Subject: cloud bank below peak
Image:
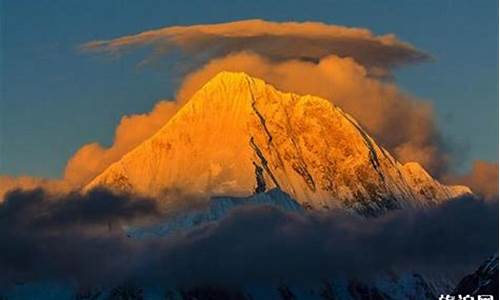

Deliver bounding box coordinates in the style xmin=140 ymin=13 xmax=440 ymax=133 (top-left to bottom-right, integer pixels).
xmin=0 ymin=187 xmax=497 ymax=289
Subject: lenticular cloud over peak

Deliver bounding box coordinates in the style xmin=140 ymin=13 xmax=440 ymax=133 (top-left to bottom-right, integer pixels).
xmin=82 ymin=19 xmax=430 ymax=71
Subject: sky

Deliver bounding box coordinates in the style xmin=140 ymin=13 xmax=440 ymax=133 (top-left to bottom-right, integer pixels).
xmin=1 ymin=0 xmax=498 ymax=179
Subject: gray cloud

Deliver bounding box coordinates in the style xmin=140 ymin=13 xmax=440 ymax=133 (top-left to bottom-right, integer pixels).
xmin=0 ymin=188 xmax=496 ymax=291
xmin=154 ymin=196 xmax=497 ymax=287
xmin=0 ymin=188 xmax=161 ymax=287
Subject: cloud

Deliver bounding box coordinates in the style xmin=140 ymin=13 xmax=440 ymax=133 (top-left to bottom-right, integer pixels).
xmin=63 ymin=100 xmax=179 ymax=187
xmin=177 ymin=52 xmax=447 ymax=174
xmin=0 ymin=188 xmax=160 ymax=286
xmin=157 ymin=196 xmax=497 ymax=286
xmin=82 ymin=19 xmax=430 ymax=73
xmin=0 ymin=101 xmax=179 ymax=199
xmin=445 ymin=160 xmax=499 ymax=201
xmin=0 ymin=175 xmax=69 ymax=201
xmin=1 ymin=188 xmax=159 ymax=231
xmin=0 ymin=188 xmax=496 ymax=290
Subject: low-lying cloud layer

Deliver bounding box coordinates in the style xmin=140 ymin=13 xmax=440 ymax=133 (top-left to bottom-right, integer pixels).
xmin=0 ymin=176 xmax=69 ymax=201
xmin=0 ymin=188 xmax=497 ymax=291
xmin=0 ymin=188 xmax=160 ymax=287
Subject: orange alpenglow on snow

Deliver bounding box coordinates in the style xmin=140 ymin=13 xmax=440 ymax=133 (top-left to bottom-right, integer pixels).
xmin=85 ymin=72 xmax=471 ymax=215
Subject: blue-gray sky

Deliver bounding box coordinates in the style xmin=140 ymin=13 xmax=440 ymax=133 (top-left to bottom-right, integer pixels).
xmin=1 ymin=0 xmax=498 ymax=178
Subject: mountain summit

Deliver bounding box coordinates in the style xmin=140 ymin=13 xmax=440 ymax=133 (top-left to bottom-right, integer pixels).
xmin=85 ymin=72 xmax=470 ymax=214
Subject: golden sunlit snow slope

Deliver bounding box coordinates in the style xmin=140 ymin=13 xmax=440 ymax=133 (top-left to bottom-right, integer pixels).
xmin=85 ymin=72 xmax=471 ymax=214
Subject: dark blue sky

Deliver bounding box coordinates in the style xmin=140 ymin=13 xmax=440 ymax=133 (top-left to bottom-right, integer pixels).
xmin=1 ymin=0 xmax=498 ymax=178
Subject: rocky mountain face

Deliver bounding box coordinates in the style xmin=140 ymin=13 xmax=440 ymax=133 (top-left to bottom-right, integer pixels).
xmin=7 ymin=257 xmax=495 ymax=300
xmin=453 ymin=254 xmax=498 ymax=297
xmin=85 ymin=72 xmax=470 ymax=215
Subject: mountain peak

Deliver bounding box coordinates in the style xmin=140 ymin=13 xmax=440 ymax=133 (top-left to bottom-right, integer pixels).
xmin=197 ymin=71 xmax=261 ymax=95
xmin=85 ymin=72 xmax=472 ymax=214
xmin=207 ymin=71 xmax=253 ymax=82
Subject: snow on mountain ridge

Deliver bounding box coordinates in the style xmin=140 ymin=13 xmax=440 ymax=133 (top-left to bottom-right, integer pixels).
xmin=85 ymin=71 xmax=471 ymax=215
xmin=125 ymin=188 xmax=302 ymax=238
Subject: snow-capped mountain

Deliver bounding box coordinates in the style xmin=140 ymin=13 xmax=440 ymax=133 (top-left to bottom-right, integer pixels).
xmin=453 ymin=254 xmax=498 ymax=297
xmin=125 ymin=188 xmax=302 ymax=238
xmin=85 ymin=72 xmax=471 ymax=215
